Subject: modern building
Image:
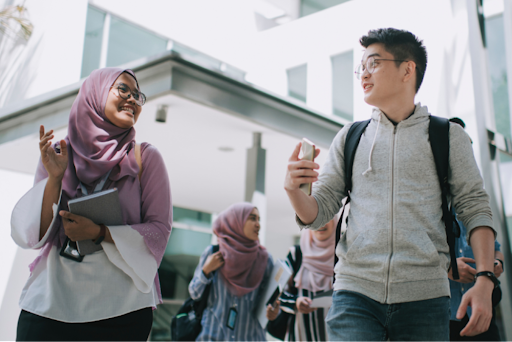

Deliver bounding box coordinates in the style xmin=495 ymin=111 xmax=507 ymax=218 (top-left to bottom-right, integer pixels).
xmin=0 ymin=0 xmax=511 ymax=340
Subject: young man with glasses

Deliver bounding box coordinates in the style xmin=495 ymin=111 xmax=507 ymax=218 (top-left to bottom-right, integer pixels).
xmin=284 ymin=28 xmax=497 ymax=340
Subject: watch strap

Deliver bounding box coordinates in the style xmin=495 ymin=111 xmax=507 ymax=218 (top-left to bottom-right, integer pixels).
xmin=475 ymin=271 xmax=500 ymax=288
xmin=93 ymin=224 xmax=106 ymax=245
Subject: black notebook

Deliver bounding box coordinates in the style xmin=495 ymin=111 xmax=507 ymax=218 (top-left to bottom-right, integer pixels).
xmin=68 ymin=188 xmax=123 ymax=255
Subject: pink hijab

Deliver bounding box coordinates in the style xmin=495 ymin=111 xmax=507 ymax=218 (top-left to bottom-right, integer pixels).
xmin=213 ymin=202 xmax=269 ymax=297
xmin=31 ymin=68 xmax=170 ymax=276
xmin=67 ymin=67 xmax=139 ymax=187
xmin=294 ymin=221 xmax=336 ymax=293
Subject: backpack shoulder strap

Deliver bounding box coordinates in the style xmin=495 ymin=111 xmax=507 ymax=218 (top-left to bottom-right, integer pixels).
xmin=429 ymin=116 xmax=459 ymax=280
xmin=344 ymin=120 xmax=372 ymax=194
xmin=334 ymin=120 xmax=371 ymax=280
xmin=195 ymin=245 xmax=220 ymax=312
xmin=428 ymin=116 xmax=449 ymax=190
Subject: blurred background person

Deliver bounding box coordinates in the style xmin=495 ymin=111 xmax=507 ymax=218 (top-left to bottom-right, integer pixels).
xmin=268 ymin=216 xmax=337 ymax=341
xmin=11 ymin=68 xmax=172 ymax=341
xmin=188 ymin=202 xmax=278 ymax=341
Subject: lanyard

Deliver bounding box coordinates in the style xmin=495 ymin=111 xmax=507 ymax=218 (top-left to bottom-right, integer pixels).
xmin=80 ymin=169 xmax=113 ymax=196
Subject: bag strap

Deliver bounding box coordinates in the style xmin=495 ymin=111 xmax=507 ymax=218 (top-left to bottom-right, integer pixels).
xmin=135 ymin=144 xmax=143 ymax=181
xmin=195 ymin=245 xmax=220 ymax=314
xmin=344 ymin=120 xmax=372 ymax=195
xmin=292 ymin=245 xmax=302 ymax=275
xmin=334 ymin=120 xmax=371 ymax=278
xmin=429 ymin=116 xmax=459 ymax=280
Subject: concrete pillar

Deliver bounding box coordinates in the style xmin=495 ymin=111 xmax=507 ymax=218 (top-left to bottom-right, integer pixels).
xmin=245 ymin=132 xmax=267 ymax=245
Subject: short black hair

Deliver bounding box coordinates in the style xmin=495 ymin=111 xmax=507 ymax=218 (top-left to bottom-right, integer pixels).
xmin=449 ymin=117 xmax=466 ymax=128
xmin=360 ymin=28 xmax=427 ymax=93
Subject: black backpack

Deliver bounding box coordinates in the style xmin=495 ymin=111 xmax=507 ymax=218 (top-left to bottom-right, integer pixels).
xmin=334 ymin=116 xmax=460 ymax=280
xmin=171 ymin=245 xmax=219 ymax=341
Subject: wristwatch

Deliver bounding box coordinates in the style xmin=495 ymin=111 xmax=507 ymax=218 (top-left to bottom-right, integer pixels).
xmin=475 ymin=271 xmax=500 ymax=288
xmin=496 ymin=258 xmax=504 ymax=270
xmin=93 ymin=224 xmax=106 ymax=245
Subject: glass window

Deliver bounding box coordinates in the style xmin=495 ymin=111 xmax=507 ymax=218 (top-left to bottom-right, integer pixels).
xmin=173 ymin=206 xmax=212 ymax=228
xmin=150 ymin=207 xmax=213 ymax=341
xmin=300 ymin=0 xmax=350 ymax=17
xmin=331 ymin=50 xmax=353 ymax=120
xmin=80 ymin=6 xmax=105 ymax=78
xmin=106 ymin=16 xmax=168 ymax=67
xmin=287 ymin=64 xmax=307 ymax=102
xmin=485 ymin=14 xmax=511 ymax=142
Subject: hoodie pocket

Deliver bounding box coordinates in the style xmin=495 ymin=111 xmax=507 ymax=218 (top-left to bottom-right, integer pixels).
xmin=336 ymin=229 xmax=389 ymax=283
xmin=391 ymin=229 xmax=443 ymax=282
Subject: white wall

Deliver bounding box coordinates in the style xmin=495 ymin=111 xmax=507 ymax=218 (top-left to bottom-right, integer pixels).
xmin=0 ymin=169 xmax=37 ymax=341
xmin=0 ymin=0 xmax=88 ymax=108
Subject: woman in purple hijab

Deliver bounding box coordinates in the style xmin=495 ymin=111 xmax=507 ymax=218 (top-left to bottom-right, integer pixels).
xmin=11 ymin=68 xmax=172 ymax=341
xmin=188 ymin=202 xmax=280 ymax=341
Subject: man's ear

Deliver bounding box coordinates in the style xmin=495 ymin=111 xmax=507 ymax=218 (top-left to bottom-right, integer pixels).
xmin=403 ymin=60 xmax=416 ymax=83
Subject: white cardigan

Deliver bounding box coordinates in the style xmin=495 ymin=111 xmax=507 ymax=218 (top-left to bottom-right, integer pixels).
xmin=11 ymin=178 xmax=159 ymax=323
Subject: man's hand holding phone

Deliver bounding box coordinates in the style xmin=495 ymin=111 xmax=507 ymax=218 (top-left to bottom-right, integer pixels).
xmin=284 ymin=139 xmax=321 ymax=225
xmin=285 ymin=139 xmax=320 ymax=192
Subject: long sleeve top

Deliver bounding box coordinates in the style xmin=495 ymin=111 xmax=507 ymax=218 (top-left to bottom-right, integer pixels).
xmin=297 ymin=104 xmax=494 ymax=304
xmin=188 ymin=245 xmax=273 ymax=341
xmin=11 ymin=143 xmax=172 ymax=323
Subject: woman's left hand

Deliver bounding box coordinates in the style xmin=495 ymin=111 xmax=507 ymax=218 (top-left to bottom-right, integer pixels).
xmin=266 ymin=300 xmax=280 ymax=321
xmin=60 ymin=211 xmax=100 ymax=242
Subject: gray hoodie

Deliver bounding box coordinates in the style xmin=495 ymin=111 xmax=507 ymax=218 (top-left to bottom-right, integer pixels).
xmin=298 ymin=104 xmax=494 ymax=304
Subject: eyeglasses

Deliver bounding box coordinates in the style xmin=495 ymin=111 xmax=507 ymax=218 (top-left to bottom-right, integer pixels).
xmin=111 ymin=83 xmax=146 ymax=106
xmin=354 ymin=56 xmax=408 ymax=79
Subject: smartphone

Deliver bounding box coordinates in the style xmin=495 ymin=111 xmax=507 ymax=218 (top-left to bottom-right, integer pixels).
xmin=299 ymin=138 xmax=316 ymax=196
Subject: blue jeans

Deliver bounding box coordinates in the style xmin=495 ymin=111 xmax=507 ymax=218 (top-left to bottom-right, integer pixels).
xmin=326 ymin=290 xmax=450 ymax=341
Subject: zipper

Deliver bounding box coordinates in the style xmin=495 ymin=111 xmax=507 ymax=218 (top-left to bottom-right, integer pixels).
xmin=384 ymin=124 xmax=398 ymax=302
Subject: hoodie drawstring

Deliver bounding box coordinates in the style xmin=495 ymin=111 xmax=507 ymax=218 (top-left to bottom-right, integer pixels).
xmin=362 ymin=112 xmax=381 ymax=176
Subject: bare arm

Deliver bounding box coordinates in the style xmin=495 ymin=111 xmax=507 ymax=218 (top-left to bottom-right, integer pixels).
xmin=284 ymin=143 xmax=321 ymax=224
xmin=457 ymin=226 xmax=495 ymax=336
xmin=470 ymin=226 xmax=496 ymax=277
xmin=38 ymin=126 xmax=67 ymax=240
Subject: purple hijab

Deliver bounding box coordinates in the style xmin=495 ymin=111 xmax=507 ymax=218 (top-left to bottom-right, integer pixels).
xmin=31 ymin=69 xmax=171 ymax=291
xmin=213 ymin=203 xmax=269 ymax=297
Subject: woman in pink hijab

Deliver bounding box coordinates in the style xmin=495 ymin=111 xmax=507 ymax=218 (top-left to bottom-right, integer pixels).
xmin=11 ymin=68 xmax=172 ymax=341
xmin=188 ymin=202 xmax=279 ymax=341
xmin=268 ymin=216 xmax=337 ymax=341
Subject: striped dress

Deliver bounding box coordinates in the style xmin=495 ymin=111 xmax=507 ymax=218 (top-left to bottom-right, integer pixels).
xmin=268 ymin=246 xmax=330 ymax=341
xmin=189 ymin=245 xmax=273 ymax=341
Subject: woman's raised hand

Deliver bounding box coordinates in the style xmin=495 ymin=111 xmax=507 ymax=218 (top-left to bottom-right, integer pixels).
xmin=39 ymin=125 xmax=68 ymax=181
xmin=202 ymin=251 xmax=225 ymax=278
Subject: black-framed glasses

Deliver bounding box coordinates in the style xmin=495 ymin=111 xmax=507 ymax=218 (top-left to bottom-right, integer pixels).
xmin=111 ymin=83 xmax=146 ymax=106
xmin=354 ymin=56 xmax=408 ymax=79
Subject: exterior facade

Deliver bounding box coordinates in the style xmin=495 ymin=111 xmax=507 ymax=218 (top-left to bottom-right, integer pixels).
xmin=0 ymin=0 xmax=511 ymax=340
